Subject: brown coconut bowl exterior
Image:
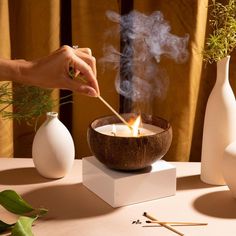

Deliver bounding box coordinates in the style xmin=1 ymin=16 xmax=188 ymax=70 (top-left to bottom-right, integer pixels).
xmin=87 ymin=113 xmax=172 ymax=171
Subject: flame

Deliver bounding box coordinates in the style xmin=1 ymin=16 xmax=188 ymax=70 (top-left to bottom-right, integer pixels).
xmin=129 ymin=115 xmax=141 ymax=137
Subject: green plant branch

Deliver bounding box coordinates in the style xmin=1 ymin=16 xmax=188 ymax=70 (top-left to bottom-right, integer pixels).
xmin=0 ymin=82 xmax=73 ymax=126
xmin=0 ymin=103 xmax=12 ymax=113
xmin=59 ymin=101 xmax=74 ymax=107
xmin=203 ymin=0 xmax=236 ymax=63
xmin=0 ymin=67 xmax=87 ymax=126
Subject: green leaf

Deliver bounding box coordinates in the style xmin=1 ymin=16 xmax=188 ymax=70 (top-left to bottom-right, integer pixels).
xmin=0 ymin=190 xmax=34 ymax=215
xmin=0 ymin=190 xmax=48 ymax=235
xmin=0 ymin=219 xmax=14 ymax=233
xmin=11 ymin=216 xmax=37 ymax=236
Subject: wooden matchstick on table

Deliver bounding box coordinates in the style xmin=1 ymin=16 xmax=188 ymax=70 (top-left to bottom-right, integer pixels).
xmin=143 ymin=212 xmax=184 ymax=236
xmin=146 ymin=220 xmax=208 ymax=226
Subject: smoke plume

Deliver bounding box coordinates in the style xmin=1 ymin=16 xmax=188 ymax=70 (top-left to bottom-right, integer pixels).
xmin=100 ymin=10 xmax=189 ymax=103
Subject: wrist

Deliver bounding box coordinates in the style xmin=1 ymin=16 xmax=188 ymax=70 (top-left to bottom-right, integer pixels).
xmin=0 ymin=58 xmax=33 ymax=84
xmin=17 ymin=60 xmax=34 ymax=85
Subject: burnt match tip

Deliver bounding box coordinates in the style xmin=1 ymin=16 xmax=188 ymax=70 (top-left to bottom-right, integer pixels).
xmin=143 ymin=212 xmax=147 ymax=216
xmin=146 ymin=221 xmax=151 ymax=223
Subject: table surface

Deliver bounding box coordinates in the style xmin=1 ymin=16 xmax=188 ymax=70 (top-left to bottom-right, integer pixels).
xmin=0 ymin=158 xmax=236 ymax=236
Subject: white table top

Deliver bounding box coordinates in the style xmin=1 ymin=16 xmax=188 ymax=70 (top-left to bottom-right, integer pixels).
xmin=0 ymin=158 xmax=236 ymax=236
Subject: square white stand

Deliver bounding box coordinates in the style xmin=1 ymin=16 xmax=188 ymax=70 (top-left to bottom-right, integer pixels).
xmin=82 ymin=156 xmax=176 ymax=208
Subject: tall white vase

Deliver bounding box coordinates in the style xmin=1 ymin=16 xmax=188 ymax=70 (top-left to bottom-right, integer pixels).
xmin=222 ymin=141 xmax=236 ymax=197
xmin=201 ymin=56 xmax=236 ymax=185
xmin=32 ymin=112 xmax=75 ymax=179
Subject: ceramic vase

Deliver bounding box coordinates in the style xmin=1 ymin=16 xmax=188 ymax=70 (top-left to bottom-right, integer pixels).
xmin=32 ymin=112 xmax=75 ymax=179
xmin=201 ymin=56 xmax=236 ymax=185
xmin=222 ymin=142 xmax=236 ymax=197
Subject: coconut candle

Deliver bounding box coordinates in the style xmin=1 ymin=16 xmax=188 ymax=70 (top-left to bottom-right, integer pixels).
xmin=87 ymin=113 xmax=172 ymax=170
xmin=94 ymin=116 xmax=164 ymax=137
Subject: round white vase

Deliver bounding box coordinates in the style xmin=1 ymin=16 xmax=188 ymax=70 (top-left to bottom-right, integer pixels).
xmin=201 ymin=56 xmax=236 ymax=185
xmin=223 ymin=142 xmax=236 ymax=197
xmin=32 ymin=112 xmax=75 ymax=179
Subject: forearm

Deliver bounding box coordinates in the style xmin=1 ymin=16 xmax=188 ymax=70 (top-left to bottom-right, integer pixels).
xmin=0 ymin=46 xmax=99 ymax=96
xmin=0 ymin=58 xmax=32 ymax=84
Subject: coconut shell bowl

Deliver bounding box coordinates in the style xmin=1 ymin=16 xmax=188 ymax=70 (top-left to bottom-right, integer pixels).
xmin=87 ymin=113 xmax=172 ymax=171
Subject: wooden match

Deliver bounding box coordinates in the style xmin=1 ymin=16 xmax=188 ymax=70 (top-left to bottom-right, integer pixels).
xmin=69 ymin=67 xmax=133 ymax=130
xmin=143 ymin=212 xmax=184 ymax=236
xmin=146 ymin=220 xmax=208 ymax=226
xmin=97 ymin=95 xmax=133 ymax=130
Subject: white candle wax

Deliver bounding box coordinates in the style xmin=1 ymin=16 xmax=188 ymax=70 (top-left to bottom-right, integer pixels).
xmin=95 ymin=123 xmax=164 ymax=137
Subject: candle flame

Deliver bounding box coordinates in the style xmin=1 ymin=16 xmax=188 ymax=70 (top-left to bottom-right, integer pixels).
xmin=129 ymin=115 xmax=141 ymax=137
xmin=110 ymin=116 xmax=141 ymax=137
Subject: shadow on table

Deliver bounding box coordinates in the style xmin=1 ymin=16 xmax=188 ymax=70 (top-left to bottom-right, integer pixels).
xmin=193 ymin=190 xmax=236 ymax=218
xmin=177 ymin=174 xmax=213 ymax=190
xmin=0 ymin=168 xmax=51 ymax=185
xmin=22 ymin=183 xmax=115 ymax=220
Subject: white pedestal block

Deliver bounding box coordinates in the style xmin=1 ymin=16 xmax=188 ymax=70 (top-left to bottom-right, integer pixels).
xmin=82 ymin=156 xmax=176 ymax=208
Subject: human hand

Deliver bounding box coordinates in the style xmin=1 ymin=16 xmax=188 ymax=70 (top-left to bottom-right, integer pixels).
xmin=21 ymin=45 xmax=99 ymax=97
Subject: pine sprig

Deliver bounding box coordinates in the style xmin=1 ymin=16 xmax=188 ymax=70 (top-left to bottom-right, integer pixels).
xmin=203 ymin=0 xmax=236 ymax=63
xmin=0 ymin=67 xmax=78 ymax=125
xmin=0 ymin=83 xmax=55 ymax=125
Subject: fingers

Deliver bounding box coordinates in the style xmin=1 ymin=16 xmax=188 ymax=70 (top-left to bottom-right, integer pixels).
xmin=70 ymin=54 xmax=99 ymax=96
xmin=74 ymin=50 xmax=97 ymax=78
xmin=69 ymin=46 xmax=99 ymax=96
xmin=65 ymin=75 xmax=97 ymax=97
xmin=78 ymin=48 xmax=92 ymax=56
xmin=73 ymin=47 xmax=97 ymax=78
xmin=58 ymin=45 xmax=99 ymax=97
